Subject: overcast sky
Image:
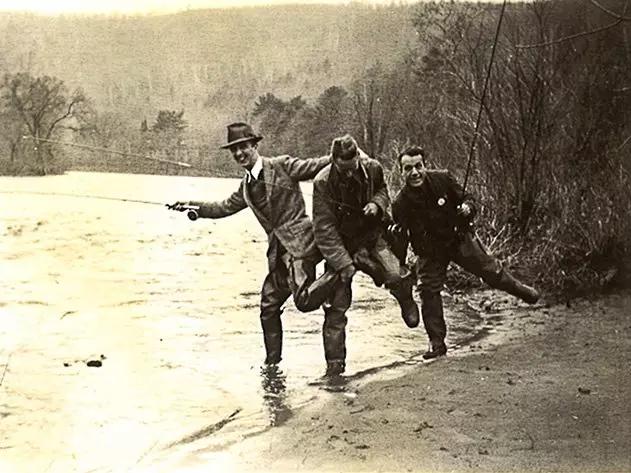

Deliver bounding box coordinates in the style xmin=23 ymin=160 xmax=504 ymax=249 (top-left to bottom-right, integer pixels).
xmin=0 ymin=0 xmax=502 ymax=15
xmin=0 ymin=0 xmax=407 ymax=14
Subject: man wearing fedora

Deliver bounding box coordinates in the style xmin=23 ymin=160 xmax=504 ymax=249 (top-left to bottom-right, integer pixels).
xmin=311 ymin=134 xmax=421 ymax=378
xmin=169 ymin=122 xmax=337 ymax=368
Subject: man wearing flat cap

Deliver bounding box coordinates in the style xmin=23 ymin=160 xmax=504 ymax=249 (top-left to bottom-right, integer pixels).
xmin=311 ymin=134 xmax=421 ymax=378
xmin=169 ymin=122 xmax=337 ymax=368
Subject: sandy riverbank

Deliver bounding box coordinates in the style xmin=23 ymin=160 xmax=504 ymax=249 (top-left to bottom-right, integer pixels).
xmin=138 ymin=290 xmax=631 ymax=473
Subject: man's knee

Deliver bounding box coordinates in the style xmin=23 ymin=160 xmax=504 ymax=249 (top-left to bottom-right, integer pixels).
xmin=325 ymin=282 xmax=352 ymax=313
xmin=261 ymin=274 xmax=290 ymax=315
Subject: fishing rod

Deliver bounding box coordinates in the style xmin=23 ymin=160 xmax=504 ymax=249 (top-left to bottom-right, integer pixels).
xmin=0 ymin=190 xmax=163 ymax=206
xmin=461 ymin=0 xmax=508 ymax=198
xmin=0 ymin=190 xmax=203 ymax=221
xmin=17 ymin=135 xmax=373 ymax=215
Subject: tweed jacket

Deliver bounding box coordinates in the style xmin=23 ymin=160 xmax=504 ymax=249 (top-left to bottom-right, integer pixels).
xmin=392 ymin=169 xmax=477 ymax=258
xmin=312 ymin=156 xmax=391 ymax=272
xmin=192 ymin=155 xmax=330 ymax=272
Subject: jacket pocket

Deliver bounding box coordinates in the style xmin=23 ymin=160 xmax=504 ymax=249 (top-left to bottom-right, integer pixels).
xmin=276 ymin=217 xmax=316 ymax=257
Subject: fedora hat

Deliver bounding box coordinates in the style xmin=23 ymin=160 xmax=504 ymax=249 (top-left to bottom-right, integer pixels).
xmin=220 ymin=122 xmax=263 ymax=149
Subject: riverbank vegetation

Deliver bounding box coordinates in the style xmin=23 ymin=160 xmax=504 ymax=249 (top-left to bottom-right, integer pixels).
xmin=1 ymin=0 xmax=629 ymax=295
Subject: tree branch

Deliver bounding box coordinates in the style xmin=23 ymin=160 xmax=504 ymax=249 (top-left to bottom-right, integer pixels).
xmin=46 ymin=94 xmax=82 ymax=139
xmin=516 ymin=18 xmax=623 ymax=48
xmin=10 ymin=85 xmax=35 ymax=136
xmin=589 ymin=0 xmax=631 ymax=21
xmin=517 ymin=0 xmax=629 ymax=48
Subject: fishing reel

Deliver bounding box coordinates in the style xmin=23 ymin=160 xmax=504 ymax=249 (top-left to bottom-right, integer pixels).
xmin=185 ymin=207 xmax=199 ymax=221
xmin=166 ymin=203 xmax=200 ymax=221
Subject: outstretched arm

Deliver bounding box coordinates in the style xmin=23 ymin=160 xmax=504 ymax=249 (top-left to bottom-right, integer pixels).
xmin=170 ymin=181 xmax=248 ymax=219
xmin=281 ymin=155 xmax=331 ymax=181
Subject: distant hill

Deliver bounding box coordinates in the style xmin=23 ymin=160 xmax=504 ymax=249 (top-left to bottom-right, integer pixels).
xmin=0 ymin=4 xmax=417 ymax=125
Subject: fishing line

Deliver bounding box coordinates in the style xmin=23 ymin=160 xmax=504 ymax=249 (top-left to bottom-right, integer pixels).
xmin=18 ymin=135 xmax=371 ymax=213
xmin=0 ymin=190 xmax=164 ymax=206
xmin=22 ymin=135 xmax=196 ymax=170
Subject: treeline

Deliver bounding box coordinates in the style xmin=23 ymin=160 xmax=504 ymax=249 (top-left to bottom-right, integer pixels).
xmin=1 ymin=0 xmax=630 ymax=295
xmin=248 ymin=0 xmax=631 ymax=296
xmin=0 ymin=3 xmax=416 ymax=176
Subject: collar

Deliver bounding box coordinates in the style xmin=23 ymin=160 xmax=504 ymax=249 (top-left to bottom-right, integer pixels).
xmin=246 ymin=156 xmax=263 ymax=182
xmin=358 ymin=160 xmax=368 ymax=180
xmin=403 ymin=178 xmax=430 ymax=200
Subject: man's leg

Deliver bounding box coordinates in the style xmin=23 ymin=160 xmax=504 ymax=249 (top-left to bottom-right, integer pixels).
xmin=453 ymin=232 xmax=540 ymax=304
xmin=369 ymin=235 xmax=420 ymax=328
xmin=288 ymin=255 xmax=340 ymax=313
xmin=322 ymin=277 xmax=352 ymax=377
xmin=260 ymin=268 xmax=292 ymax=365
xmin=416 ymin=253 xmax=450 ymax=359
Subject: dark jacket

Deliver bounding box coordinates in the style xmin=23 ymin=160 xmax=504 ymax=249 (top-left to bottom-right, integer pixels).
xmin=192 ymin=155 xmax=330 ymax=271
xmin=392 ymin=169 xmax=476 ymax=258
xmin=312 ymin=157 xmax=390 ymax=271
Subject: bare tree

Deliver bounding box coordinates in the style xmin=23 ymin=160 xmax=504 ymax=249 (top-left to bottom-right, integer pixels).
xmin=1 ymin=72 xmax=89 ymax=174
xmin=349 ymin=62 xmax=401 ymax=159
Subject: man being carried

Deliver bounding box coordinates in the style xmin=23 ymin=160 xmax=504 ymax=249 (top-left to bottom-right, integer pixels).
xmin=312 ymin=134 xmax=420 ymax=378
xmin=391 ymin=146 xmax=540 ymax=360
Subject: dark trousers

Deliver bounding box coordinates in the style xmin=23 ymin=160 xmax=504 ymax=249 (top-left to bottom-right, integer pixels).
xmin=260 ymin=254 xmax=320 ymax=365
xmin=322 ymin=234 xmax=415 ymax=364
xmin=322 ymin=278 xmax=352 ymax=364
xmin=417 ymin=232 xmax=535 ymax=345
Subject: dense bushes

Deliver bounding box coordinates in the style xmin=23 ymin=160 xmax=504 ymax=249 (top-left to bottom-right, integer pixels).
xmin=253 ymin=1 xmax=630 ymax=296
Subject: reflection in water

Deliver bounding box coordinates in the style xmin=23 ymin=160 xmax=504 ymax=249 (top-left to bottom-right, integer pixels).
xmin=260 ymin=364 xmax=292 ymax=426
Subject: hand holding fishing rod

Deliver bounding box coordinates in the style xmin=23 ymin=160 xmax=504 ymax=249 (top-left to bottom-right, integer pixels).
xmin=166 ymin=202 xmax=200 ymax=221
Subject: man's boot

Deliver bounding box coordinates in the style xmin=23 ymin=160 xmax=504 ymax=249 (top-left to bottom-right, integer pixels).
xmin=388 ymin=277 xmax=420 ymax=328
xmin=322 ymin=306 xmax=348 ymax=378
xmin=498 ymin=269 xmax=540 ymax=304
xmin=324 ymin=360 xmax=346 ymax=378
xmin=294 ymin=269 xmax=340 ymax=312
xmin=420 ymin=292 xmax=447 ymax=359
xmin=261 ymin=310 xmax=283 ymax=365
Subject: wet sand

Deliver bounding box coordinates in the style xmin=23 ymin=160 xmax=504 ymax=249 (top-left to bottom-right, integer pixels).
xmin=134 ymin=290 xmax=631 ymax=473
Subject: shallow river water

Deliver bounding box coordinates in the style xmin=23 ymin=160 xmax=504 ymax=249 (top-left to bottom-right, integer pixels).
xmin=0 ymin=172 xmax=486 ymax=473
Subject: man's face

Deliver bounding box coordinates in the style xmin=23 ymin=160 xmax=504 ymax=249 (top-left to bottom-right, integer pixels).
xmin=229 ymin=141 xmax=258 ymax=170
xmin=400 ymin=154 xmax=426 ymax=188
xmin=333 ymin=153 xmax=359 ymax=180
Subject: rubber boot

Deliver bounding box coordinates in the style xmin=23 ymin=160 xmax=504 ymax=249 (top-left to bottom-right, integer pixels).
xmin=261 ymin=310 xmax=283 ymax=365
xmin=294 ymin=269 xmax=340 ymax=312
xmin=388 ymin=277 xmax=420 ymax=328
xmin=498 ymin=269 xmax=540 ymax=304
xmin=324 ymin=360 xmax=346 ymax=378
xmin=322 ymin=309 xmax=347 ymax=370
xmin=420 ymin=292 xmax=447 ymax=359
